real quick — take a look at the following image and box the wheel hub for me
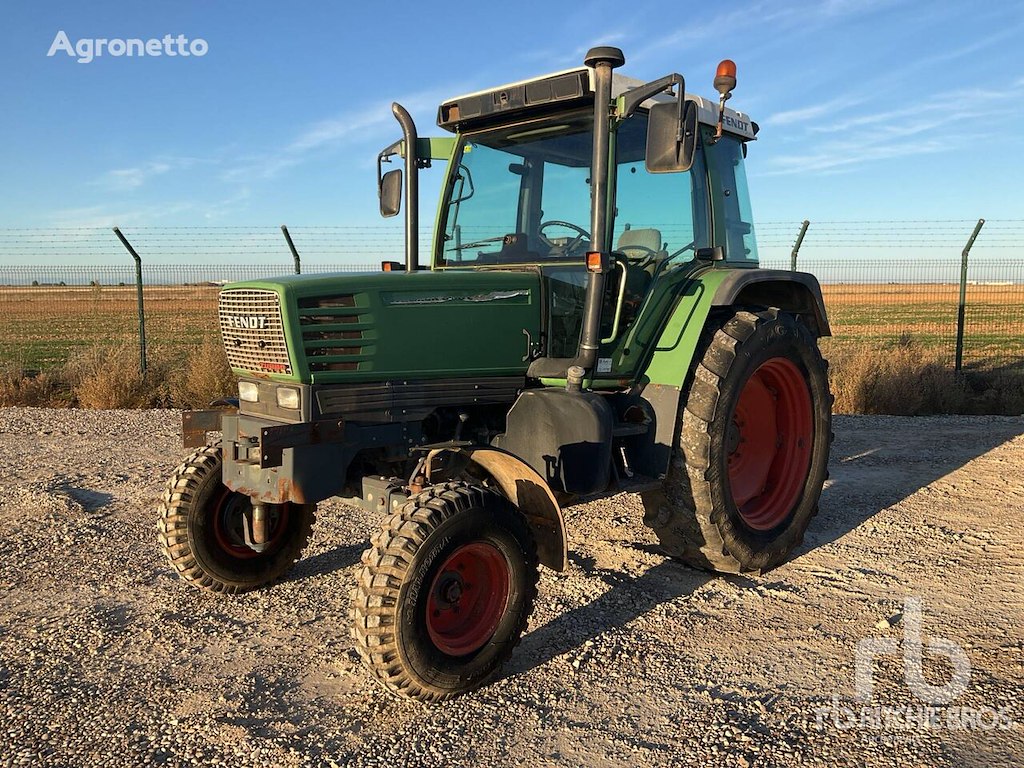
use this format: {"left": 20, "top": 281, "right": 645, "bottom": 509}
{"left": 436, "top": 573, "right": 465, "bottom": 607}
{"left": 727, "top": 357, "right": 813, "bottom": 531}
{"left": 212, "top": 492, "right": 288, "bottom": 559}
{"left": 426, "top": 542, "right": 510, "bottom": 656}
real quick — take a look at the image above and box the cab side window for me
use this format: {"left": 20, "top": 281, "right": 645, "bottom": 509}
{"left": 705, "top": 133, "right": 758, "bottom": 262}
{"left": 612, "top": 114, "right": 709, "bottom": 272}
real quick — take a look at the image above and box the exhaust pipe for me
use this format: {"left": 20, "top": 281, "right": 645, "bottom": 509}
{"left": 571, "top": 46, "right": 625, "bottom": 377}
{"left": 391, "top": 102, "right": 419, "bottom": 272}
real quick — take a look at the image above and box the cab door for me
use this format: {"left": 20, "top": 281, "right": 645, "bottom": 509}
{"left": 590, "top": 113, "right": 712, "bottom": 382}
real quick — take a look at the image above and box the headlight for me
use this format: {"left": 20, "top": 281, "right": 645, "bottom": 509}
{"left": 238, "top": 381, "right": 259, "bottom": 403}
{"left": 276, "top": 386, "right": 300, "bottom": 410}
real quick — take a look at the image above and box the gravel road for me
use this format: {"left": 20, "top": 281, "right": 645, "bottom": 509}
{"left": 1, "top": 408, "right": 1022, "bottom": 767}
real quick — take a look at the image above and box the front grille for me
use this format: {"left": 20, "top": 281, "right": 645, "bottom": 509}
{"left": 219, "top": 289, "right": 292, "bottom": 375}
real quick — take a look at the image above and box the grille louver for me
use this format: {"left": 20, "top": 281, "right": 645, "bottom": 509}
{"left": 298, "top": 294, "right": 372, "bottom": 373}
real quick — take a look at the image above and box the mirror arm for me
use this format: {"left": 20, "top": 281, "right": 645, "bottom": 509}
{"left": 376, "top": 139, "right": 402, "bottom": 199}
{"left": 619, "top": 73, "right": 685, "bottom": 124}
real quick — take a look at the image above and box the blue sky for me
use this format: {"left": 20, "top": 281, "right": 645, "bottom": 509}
{"left": 2, "top": 0, "right": 1022, "bottom": 235}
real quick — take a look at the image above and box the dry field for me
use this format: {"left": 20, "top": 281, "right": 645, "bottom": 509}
{"left": 0, "top": 285, "right": 222, "bottom": 369}
{"left": 820, "top": 283, "right": 1024, "bottom": 364}
{"left": 2, "top": 282, "right": 1023, "bottom": 371}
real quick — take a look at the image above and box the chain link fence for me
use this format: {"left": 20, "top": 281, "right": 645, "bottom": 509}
{"left": 1, "top": 222, "right": 1021, "bottom": 373}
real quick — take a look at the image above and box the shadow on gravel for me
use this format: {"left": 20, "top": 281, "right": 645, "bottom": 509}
{"left": 62, "top": 486, "right": 114, "bottom": 511}
{"left": 507, "top": 558, "right": 714, "bottom": 678}
{"left": 287, "top": 542, "right": 365, "bottom": 582}
{"left": 798, "top": 415, "right": 1024, "bottom": 558}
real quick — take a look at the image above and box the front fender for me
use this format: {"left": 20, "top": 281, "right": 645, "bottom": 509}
{"left": 425, "top": 446, "right": 567, "bottom": 572}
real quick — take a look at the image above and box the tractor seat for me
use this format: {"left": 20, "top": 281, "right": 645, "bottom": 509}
{"left": 614, "top": 228, "right": 666, "bottom": 309}
{"left": 616, "top": 228, "right": 666, "bottom": 270}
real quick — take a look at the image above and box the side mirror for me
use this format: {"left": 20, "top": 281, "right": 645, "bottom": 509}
{"left": 645, "top": 100, "right": 698, "bottom": 174}
{"left": 379, "top": 168, "right": 402, "bottom": 218}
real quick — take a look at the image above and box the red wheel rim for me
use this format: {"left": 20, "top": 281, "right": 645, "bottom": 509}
{"left": 211, "top": 490, "right": 289, "bottom": 559}
{"left": 426, "top": 542, "right": 511, "bottom": 656}
{"left": 727, "top": 357, "right": 813, "bottom": 531}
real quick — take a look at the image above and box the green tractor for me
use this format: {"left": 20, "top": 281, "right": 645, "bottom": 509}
{"left": 158, "top": 47, "right": 832, "bottom": 702}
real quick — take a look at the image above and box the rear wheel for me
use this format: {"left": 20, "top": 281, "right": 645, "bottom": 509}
{"left": 158, "top": 446, "right": 315, "bottom": 593}
{"left": 642, "top": 309, "right": 832, "bottom": 574}
{"left": 351, "top": 482, "right": 538, "bottom": 702}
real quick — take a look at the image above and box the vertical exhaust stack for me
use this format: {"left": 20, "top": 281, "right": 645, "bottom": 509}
{"left": 571, "top": 46, "right": 625, "bottom": 383}
{"left": 391, "top": 102, "right": 420, "bottom": 272}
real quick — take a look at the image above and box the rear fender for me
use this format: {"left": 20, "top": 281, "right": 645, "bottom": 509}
{"left": 712, "top": 269, "right": 830, "bottom": 337}
{"left": 424, "top": 446, "right": 567, "bottom": 572}
{"left": 635, "top": 268, "right": 830, "bottom": 480}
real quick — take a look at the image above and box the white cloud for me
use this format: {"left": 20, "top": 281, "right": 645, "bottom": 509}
{"left": 96, "top": 157, "right": 197, "bottom": 191}
{"left": 221, "top": 85, "right": 460, "bottom": 184}
{"left": 764, "top": 95, "right": 865, "bottom": 126}
{"left": 756, "top": 75, "right": 1024, "bottom": 177}
{"left": 49, "top": 201, "right": 196, "bottom": 228}
{"left": 203, "top": 187, "right": 251, "bottom": 221}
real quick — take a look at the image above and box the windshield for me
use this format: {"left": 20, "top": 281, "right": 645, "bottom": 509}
{"left": 437, "top": 108, "right": 710, "bottom": 270}
{"left": 439, "top": 111, "right": 594, "bottom": 266}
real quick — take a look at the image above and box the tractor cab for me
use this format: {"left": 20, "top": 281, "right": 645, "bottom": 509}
{"left": 379, "top": 58, "right": 760, "bottom": 384}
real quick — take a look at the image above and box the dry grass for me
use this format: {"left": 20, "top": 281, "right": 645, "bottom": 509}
{"left": 827, "top": 337, "right": 967, "bottom": 415}
{"left": 826, "top": 336, "right": 1024, "bottom": 416}
{"left": 63, "top": 342, "right": 173, "bottom": 409}
{"left": 0, "top": 335, "right": 1021, "bottom": 416}
{"left": 0, "top": 340, "right": 234, "bottom": 411}
{"left": 0, "top": 363, "right": 60, "bottom": 407}
{"left": 167, "top": 339, "right": 236, "bottom": 410}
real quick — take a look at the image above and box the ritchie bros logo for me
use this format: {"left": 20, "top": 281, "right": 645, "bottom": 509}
{"left": 47, "top": 30, "right": 208, "bottom": 64}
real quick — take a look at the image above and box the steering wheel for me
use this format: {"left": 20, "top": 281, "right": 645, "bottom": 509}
{"left": 538, "top": 220, "right": 591, "bottom": 256}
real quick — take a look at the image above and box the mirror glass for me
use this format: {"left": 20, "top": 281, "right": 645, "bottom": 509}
{"left": 645, "top": 100, "right": 698, "bottom": 174}
{"left": 379, "top": 168, "right": 402, "bottom": 217}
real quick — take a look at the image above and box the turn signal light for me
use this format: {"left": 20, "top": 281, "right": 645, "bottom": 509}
{"left": 586, "top": 251, "right": 607, "bottom": 272}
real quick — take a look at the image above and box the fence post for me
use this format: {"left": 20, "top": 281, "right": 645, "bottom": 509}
{"left": 112, "top": 227, "right": 147, "bottom": 375}
{"left": 954, "top": 218, "right": 985, "bottom": 371}
{"left": 790, "top": 219, "right": 810, "bottom": 272}
{"left": 281, "top": 225, "right": 301, "bottom": 274}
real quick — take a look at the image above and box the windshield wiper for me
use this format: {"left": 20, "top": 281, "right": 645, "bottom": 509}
{"left": 447, "top": 235, "right": 504, "bottom": 251}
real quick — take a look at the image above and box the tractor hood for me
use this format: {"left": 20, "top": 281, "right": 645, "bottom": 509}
{"left": 218, "top": 269, "right": 542, "bottom": 385}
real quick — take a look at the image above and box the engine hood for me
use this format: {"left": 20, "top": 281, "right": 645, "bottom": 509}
{"left": 218, "top": 269, "right": 543, "bottom": 385}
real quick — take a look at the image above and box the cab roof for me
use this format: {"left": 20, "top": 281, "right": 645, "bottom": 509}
{"left": 438, "top": 66, "right": 755, "bottom": 141}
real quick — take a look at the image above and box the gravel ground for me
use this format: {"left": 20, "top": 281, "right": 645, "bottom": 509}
{"left": 1, "top": 407, "right": 1022, "bottom": 767}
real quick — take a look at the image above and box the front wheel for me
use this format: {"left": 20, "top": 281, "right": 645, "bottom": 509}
{"left": 157, "top": 446, "right": 315, "bottom": 593}
{"left": 642, "top": 309, "right": 832, "bottom": 574}
{"left": 350, "top": 482, "right": 538, "bottom": 702}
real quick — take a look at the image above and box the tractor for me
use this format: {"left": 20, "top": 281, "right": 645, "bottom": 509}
{"left": 158, "top": 47, "right": 832, "bottom": 702}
